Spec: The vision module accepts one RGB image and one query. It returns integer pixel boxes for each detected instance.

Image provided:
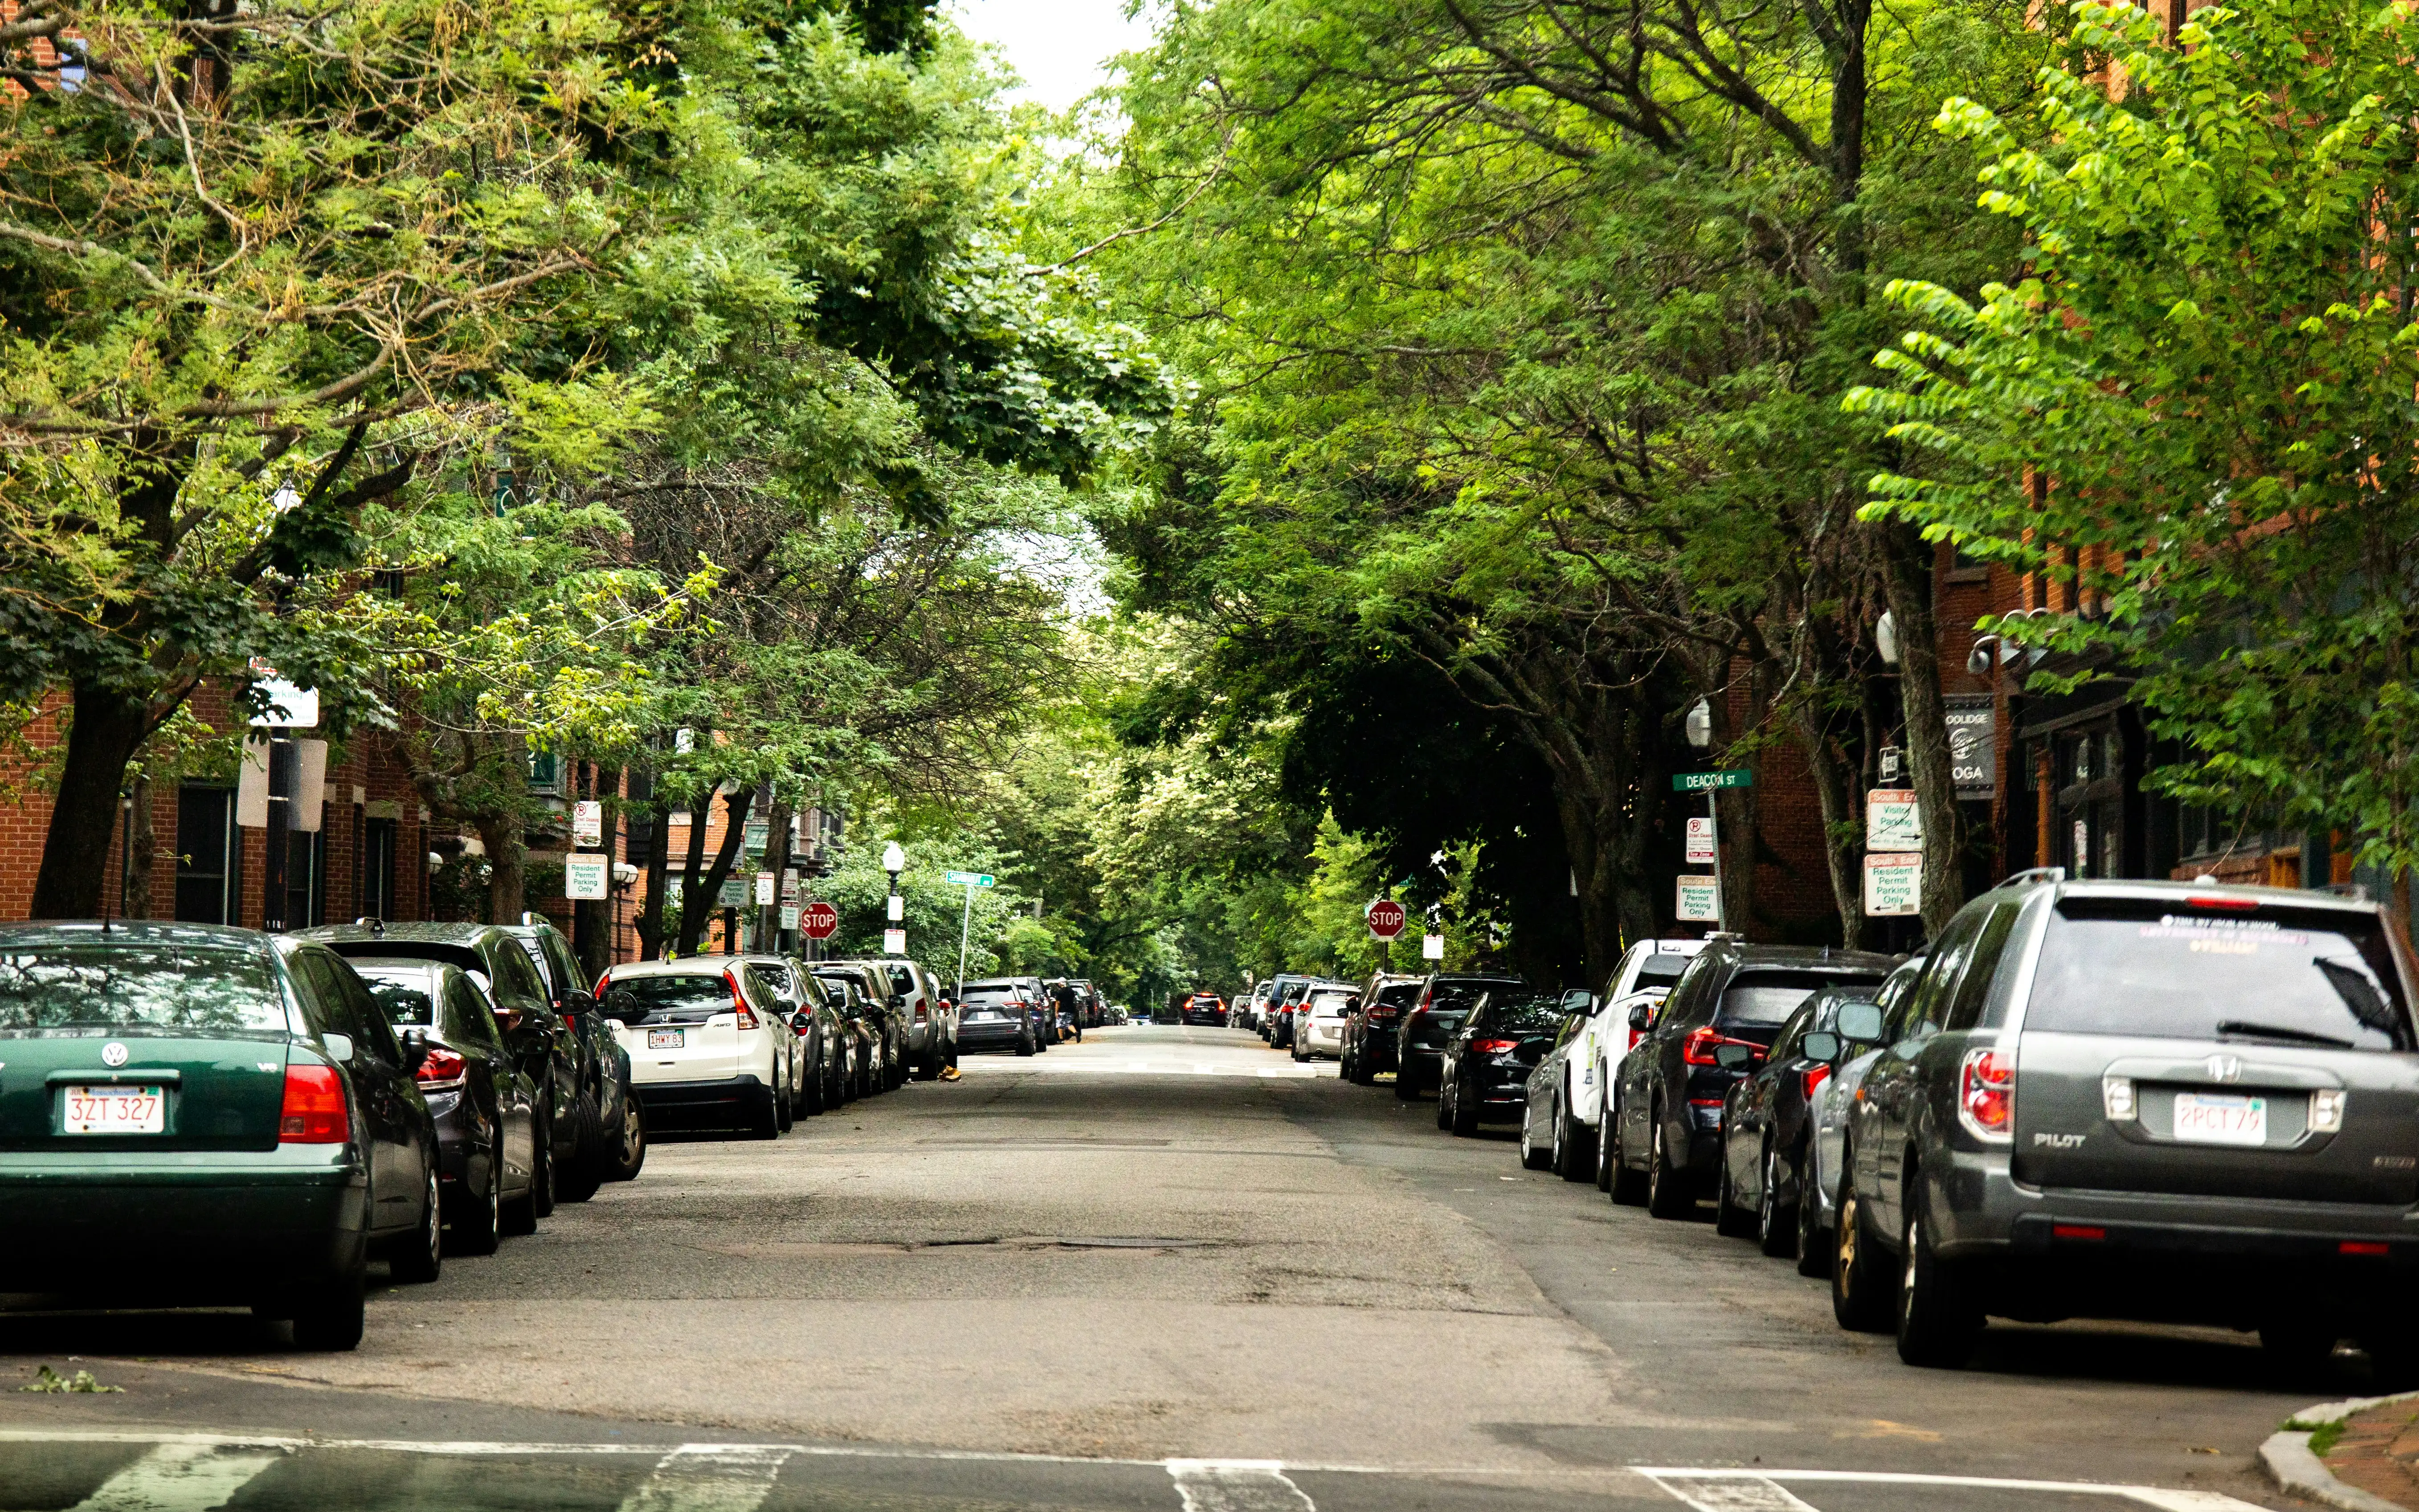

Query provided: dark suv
[1833,875,2419,1379]
[1607,940,1896,1218]
[1342,974,1425,1084]
[498,917,642,1184]
[1395,974,1530,1098]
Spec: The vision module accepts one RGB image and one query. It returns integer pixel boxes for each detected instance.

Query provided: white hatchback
[596,958,787,1140]
[1294,989,1356,1061]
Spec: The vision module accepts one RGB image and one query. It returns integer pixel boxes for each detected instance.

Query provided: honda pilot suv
[1833,874,2419,1380]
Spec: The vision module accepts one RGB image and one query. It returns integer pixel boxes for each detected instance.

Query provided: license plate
[62,1085,164,1135]
[2174,1091,2267,1146]
[647,1029,684,1050]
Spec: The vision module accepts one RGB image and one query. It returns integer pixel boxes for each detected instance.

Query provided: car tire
[803,1053,828,1116]
[1017,1029,1035,1057]
[1714,1148,1757,1238]
[1757,1141,1797,1259]
[1436,1075,1454,1130]
[611,1097,647,1182]
[1554,1094,1590,1182]
[531,1108,557,1218]
[776,1067,795,1132]
[750,1084,781,1140]
[1796,1175,1830,1278]
[289,1271,365,1352]
[1896,1196,1981,1368]
[1449,1074,1479,1136]
[1395,1062,1421,1100]
[1644,1102,1692,1220]
[1595,1083,1617,1194]
[2260,1320,2339,1384]
[389,1164,443,1284]
[1520,1103,1552,1169]
[449,1139,503,1257]
[2362,1320,2419,1392]
[557,1095,606,1204]
[1608,1097,1648,1206]
[1831,1172,1893,1332]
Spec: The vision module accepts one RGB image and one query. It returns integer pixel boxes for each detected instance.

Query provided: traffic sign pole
[955,881,974,1000]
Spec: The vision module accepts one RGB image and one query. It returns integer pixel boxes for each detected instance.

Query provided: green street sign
[944,870,995,888]
[1672,770,1754,792]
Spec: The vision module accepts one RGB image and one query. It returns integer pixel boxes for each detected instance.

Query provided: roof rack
[1998,867,2066,890]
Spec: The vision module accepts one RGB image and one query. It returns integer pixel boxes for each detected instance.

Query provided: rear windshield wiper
[2215,1020,2355,1050]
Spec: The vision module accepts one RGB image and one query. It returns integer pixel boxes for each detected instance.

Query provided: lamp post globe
[881,841,906,876]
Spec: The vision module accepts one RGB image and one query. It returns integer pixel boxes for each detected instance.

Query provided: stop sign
[1366,899,1407,940]
[801,900,839,940]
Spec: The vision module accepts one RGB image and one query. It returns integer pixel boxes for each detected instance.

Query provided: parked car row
[1318,873,2419,1385]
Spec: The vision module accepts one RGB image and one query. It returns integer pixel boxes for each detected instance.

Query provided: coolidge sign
[1945,696,1995,800]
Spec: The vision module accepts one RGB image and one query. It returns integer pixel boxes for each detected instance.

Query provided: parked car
[1802,958,1926,1277]
[598,958,788,1138]
[1294,988,1356,1061]
[1521,985,1614,1180]
[957,980,1041,1054]
[1396,974,1528,1098]
[1591,988,1668,1190]
[1712,981,1893,1257]
[499,915,645,1184]
[0,922,446,1350]
[302,922,590,1204]
[873,958,953,1077]
[1439,985,1566,1135]
[1067,978,1104,1029]
[1266,977,1314,1046]
[813,970,886,1095]
[1557,940,1710,1174]
[1181,992,1230,1027]
[1341,973,1425,1084]
[1606,941,1896,1218]
[723,955,815,1127]
[353,957,546,1249]
[743,955,842,1116]
[823,960,912,1087]
[1832,875,2419,1378]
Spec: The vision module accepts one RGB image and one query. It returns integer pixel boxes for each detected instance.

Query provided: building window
[174,785,237,924]
[284,829,323,931]
[364,817,398,921]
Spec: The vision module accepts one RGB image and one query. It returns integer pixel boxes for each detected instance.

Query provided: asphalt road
[0,1024,2339,1511]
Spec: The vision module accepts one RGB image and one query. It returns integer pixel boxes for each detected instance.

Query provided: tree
[1851,0,2419,923]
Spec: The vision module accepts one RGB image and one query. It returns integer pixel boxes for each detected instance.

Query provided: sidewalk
[2323,1399,2419,1509]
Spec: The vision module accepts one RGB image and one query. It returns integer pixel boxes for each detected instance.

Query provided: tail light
[722,972,760,1030]
[2185,895,2259,911]
[1682,1025,1761,1067]
[279,1064,350,1144]
[1958,1046,2014,1141]
[1470,1037,1517,1054]
[915,1003,929,1021]
[1802,1062,1831,1100]
[415,1045,468,1093]
[1627,1029,1644,1050]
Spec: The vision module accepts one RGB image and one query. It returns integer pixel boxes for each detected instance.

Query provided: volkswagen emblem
[2206,1054,2242,1083]
[100,1042,129,1068]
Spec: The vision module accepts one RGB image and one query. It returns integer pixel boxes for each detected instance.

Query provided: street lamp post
[882,841,906,957]
[1686,696,1725,932]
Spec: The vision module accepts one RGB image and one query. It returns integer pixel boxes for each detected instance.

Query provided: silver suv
[1832,872,2419,1381]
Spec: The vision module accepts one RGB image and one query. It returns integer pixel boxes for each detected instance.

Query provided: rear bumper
[958,1022,1025,1050]
[0,1155,368,1292]
[631,1074,771,1110]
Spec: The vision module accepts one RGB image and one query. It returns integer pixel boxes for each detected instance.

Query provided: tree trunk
[636,778,669,961]
[676,786,754,956]
[673,787,709,954]
[1791,703,1866,948]
[478,813,527,926]
[123,773,155,919]
[1880,523,1966,935]
[33,683,154,919]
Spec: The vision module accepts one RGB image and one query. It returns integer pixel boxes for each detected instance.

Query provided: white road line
[1641,1472,1819,1512]
[65,1441,286,1512]
[1637,1469,2268,1511]
[615,1445,793,1512]
[1166,1459,1317,1512]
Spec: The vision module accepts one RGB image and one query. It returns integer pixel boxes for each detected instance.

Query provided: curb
[2263,1392,2419,1512]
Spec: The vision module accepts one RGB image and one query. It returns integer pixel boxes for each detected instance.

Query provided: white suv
[596,958,789,1140]
[1573,938,1711,1137]
[1294,989,1356,1062]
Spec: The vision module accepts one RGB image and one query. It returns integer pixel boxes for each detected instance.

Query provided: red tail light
[723,972,760,1030]
[2185,895,2259,911]
[1682,1025,1762,1067]
[1470,1037,1517,1054]
[279,1064,350,1144]
[1958,1046,2014,1140]
[1627,1029,1644,1050]
[915,1003,929,1021]
[1802,1062,1831,1100]
[415,1046,468,1093]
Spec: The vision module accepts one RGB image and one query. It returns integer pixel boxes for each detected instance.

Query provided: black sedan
[1711,983,1886,1259]
[1607,941,1895,1218]
[353,958,545,1250]
[1438,987,1567,1135]
[1394,974,1528,1099]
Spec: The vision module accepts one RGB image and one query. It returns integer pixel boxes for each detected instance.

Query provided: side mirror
[1561,988,1594,1014]
[1713,1042,1757,1070]
[399,1025,431,1071]
[1627,1003,1653,1033]
[1800,1030,1842,1062]
[789,1010,813,1034]
[323,1031,355,1064]
[1836,1002,1886,1043]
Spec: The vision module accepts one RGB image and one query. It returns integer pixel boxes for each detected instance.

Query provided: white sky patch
[948,0,1158,112]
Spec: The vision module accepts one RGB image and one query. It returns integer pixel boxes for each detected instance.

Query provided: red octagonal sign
[801,901,840,941]
[1365,899,1407,940]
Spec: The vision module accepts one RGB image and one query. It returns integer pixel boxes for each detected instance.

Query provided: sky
[947,0,1156,112]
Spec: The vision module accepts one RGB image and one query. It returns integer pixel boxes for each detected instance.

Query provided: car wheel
[803,1053,827,1116]
[611,1097,647,1182]
[390,1164,443,1283]
[1449,1073,1479,1136]
[1714,1144,1757,1238]
[1017,1029,1035,1057]
[1796,1168,1829,1278]
[288,1270,365,1352]
[1395,1061,1421,1100]
[530,1119,556,1219]
[1758,1141,1797,1259]
[449,1138,502,1257]
[1595,1082,1617,1194]
[776,1066,795,1132]
[2362,1320,2419,1392]
[1554,1092,1590,1182]
[1896,1193,1981,1367]
[1436,1074,1455,1130]
[1644,1102,1692,1220]
[557,1094,605,1204]
[2259,1319,2339,1385]
[1830,1171,1892,1332]
[1608,1095,1648,1206]
[750,1083,782,1140]
[1520,1102,1552,1170]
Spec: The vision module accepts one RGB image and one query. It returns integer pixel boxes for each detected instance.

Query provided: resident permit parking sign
[1421,933,1446,961]
[1684,817,1716,865]
[1866,789,1922,852]
[780,903,801,930]
[1864,852,1922,916]
[1676,877,1720,923]
[883,928,907,955]
[564,854,610,901]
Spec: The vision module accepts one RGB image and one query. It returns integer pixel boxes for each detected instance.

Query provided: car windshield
[607,974,736,1024]
[1375,983,1421,1008]
[0,944,287,1033]
[2027,901,2415,1050]
[1636,953,1693,990]
[1308,994,1353,1016]
[1475,991,1562,1035]
[360,974,438,1027]
[1427,980,1524,1017]
[1719,972,1880,1027]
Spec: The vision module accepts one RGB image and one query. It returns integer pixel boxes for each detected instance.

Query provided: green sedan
[0,920,442,1349]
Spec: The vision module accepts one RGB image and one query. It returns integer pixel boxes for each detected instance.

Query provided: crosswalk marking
[957,1057,1322,1079]
[1641,1473,1818,1512]
[615,1445,793,1512]
[65,1441,285,1512]
[1638,1469,2268,1512]
[1166,1459,1316,1512]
